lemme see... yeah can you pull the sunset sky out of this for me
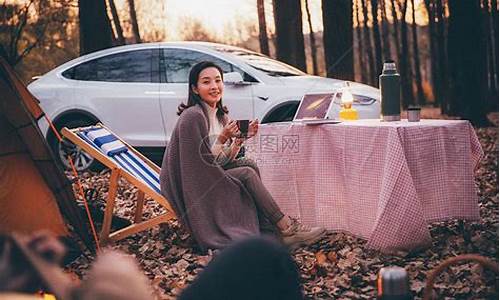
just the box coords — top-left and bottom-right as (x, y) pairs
(132, 0), (324, 41)
(132, 0), (425, 41)
(8, 0), (427, 42)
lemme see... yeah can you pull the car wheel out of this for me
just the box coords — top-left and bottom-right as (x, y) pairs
(47, 119), (103, 172)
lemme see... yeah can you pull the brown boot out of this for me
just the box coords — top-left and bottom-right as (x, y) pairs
(280, 218), (325, 248)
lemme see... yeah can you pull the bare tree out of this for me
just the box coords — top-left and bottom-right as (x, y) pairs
(0, 0), (52, 66)
(411, 0), (425, 104)
(257, 0), (270, 55)
(380, 0), (392, 61)
(484, 0), (498, 108)
(273, 0), (306, 71)
(435, 0), (448, 113)
(354, 0), (367, 83)
(180, 17), (219, 42)
(424, 0), (439, 105)
(390, 0), (401, 57)
(304, 0), (318, 75)
(399, 0), (414, 108)
(361, 0), (376, 85)
(492, 0), (499, 79)
(322, 0), (353, 80)
(79, 0), (114, 55)
(108, 0), (125, 45)
(1, 0), (77, 82)
(127, 0), (141, 43)
(370, 0), (383, 82)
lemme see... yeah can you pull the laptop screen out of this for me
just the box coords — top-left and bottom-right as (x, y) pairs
(293, 93), (335, 121)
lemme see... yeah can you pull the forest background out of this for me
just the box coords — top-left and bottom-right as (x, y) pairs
(1, 0), (498, 126)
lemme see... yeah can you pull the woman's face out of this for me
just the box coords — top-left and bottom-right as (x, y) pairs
(192, 67), (224, 107)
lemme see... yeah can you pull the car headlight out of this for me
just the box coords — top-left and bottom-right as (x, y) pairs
(334, 93), (377, 105)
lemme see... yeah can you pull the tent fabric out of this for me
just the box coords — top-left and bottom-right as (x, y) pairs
(0, 153), (68, 235)
(0, 57), (93, 250)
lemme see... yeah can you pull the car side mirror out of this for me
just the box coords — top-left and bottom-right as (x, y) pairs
(223, 72), (249, 85)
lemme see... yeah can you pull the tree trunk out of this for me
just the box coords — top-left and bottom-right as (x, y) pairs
(257, 0), (270, 55)
(370, 0), (383, 84)
(436, 0), (448, 114)
(380, 0), (392, 61)
(355, 0), (367, 83)
(273, 0), (306, 71)
(127, 0), (141, 43)
(492, 0), (499, 82)
(361, 0), (376, 85)
(108, 0), (125, 45)
(390, 0), (401, 58)
(411, 0), (425, 105)
(79, 0), (114, 55)
(424, 0), (440, 106)
(400, 0), (414, 108)
(486, 0), (499, 108)
(447, 0), (490, 126)
(305, 0), (318, 75)
(322, 0), (353, 80)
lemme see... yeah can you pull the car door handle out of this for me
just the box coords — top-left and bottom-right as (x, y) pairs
(144, 91), (176, 95)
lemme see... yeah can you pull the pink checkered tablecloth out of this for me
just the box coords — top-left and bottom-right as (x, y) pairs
(246, 119), (483, 252)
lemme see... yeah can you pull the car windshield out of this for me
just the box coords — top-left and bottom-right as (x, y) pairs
(209, 45), (306, 77)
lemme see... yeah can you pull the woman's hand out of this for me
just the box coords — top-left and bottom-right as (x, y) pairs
(234, 137), (245, 146)
(219, 120), (240, 143)
(247, 119), (259, 138)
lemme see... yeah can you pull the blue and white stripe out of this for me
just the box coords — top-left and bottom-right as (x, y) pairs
(78, 128), (161, 194)
(86, 128), (128, 156)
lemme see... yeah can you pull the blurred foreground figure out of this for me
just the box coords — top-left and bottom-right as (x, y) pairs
(0, 231), (68, 295)
(0, 232), (152, 300)
(0, 233), (302, 300)
(179, 237), (303, 300)
(75, 251), (152, 300)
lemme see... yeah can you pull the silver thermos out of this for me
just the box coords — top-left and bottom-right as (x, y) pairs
(379, 61), (401, 121)
(377, 266), (412, 300)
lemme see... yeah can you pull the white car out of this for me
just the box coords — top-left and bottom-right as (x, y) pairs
(28, 42), (380, 171)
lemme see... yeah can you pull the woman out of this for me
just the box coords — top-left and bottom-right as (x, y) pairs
(160, 61), (324, 253)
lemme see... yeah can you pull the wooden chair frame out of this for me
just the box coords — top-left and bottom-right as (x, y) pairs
(61, 123), (175, 246)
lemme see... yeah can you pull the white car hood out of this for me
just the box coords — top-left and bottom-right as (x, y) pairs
(277, 76), (380, 100)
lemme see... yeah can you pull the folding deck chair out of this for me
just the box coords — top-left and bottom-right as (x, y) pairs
(61, 124), (176, 245)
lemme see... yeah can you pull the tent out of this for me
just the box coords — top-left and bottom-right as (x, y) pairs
(0, 57), (93, 250)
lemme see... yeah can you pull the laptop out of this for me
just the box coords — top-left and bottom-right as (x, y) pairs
(293, 93), (341, 125)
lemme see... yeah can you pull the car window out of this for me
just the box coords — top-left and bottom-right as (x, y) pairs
(63, 49), (156, 83)
(208, 45), (305, 77)
(161, 48), (247, 83)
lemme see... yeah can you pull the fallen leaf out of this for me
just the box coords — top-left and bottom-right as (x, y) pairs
(327, 251), (338, 263)
(315, 250), (328, 266)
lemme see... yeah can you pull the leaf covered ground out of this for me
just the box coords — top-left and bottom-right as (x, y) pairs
(67, 112), (498, 299)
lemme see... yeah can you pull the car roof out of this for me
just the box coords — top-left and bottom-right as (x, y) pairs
(49, 42), (262, 75)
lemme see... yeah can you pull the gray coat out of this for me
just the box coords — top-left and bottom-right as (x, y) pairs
(160, 104), (260, 252)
